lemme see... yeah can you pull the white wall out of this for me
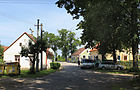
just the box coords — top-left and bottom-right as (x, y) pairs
(4, 33), (34, 69)
(4, 33), (55, 69)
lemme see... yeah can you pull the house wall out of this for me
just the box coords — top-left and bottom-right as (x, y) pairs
(4, 34), (32, 69)
(3, 33), (53, 69)
(90, 50), (102, 60)
(79, 49), (90, 61)
(90, 49), (133, 61)
(116, 50), (133, 61)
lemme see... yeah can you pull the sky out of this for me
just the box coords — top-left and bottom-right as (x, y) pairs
(0, 0), (83, 46)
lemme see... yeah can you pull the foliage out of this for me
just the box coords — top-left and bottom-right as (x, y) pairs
(50, 62), (61, 69)
(117, 61), (140, 69)
(0, 45), (4, 59)
(57, 55), (65, 62)
(56, 0), (140, 70)
(0, 59), (3, 63)
(58, 29), (81, 61)
(20, 38), (47, 73)
(43, 32), (60, 58)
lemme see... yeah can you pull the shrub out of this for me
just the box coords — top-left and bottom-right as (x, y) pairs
(50, 62), (61, 69)
(0, 59), (3, 63)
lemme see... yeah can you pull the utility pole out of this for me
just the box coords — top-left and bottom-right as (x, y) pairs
(40, 23), (43, 70)
(35, 19), (40, 37)
(34, 19), (41, 72)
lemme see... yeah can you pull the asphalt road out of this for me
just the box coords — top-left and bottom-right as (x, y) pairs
(0, 62), (133, 90)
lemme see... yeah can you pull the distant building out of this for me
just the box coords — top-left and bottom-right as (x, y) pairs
(89, 47), (134, 61)
(71, 48), (90, 62)
(3, 32), (54, 69)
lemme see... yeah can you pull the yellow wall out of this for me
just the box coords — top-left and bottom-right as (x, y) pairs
(90, 50), (102, 60)
(90, 49), (133, 61)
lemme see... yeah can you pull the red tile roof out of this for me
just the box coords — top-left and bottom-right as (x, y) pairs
(4, 32), (36, 52)
(2, 46), (8, 51)
(71, 48), (85, 56)
(89, 48), (98, 52)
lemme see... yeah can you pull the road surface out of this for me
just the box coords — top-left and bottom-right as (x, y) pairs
(0, 62), (133, 90)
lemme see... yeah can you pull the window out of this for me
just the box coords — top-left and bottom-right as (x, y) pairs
(19, 43), (22, 46)
(118, 56), (120, 60)
(15, 55), (20, 64)
(83, 55), (85, 58)
(124, 55), (127, 61)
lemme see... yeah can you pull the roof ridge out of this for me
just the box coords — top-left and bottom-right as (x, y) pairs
(4, 32), (36, 52)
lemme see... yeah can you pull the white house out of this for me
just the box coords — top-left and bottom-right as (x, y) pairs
(4, 32), (54, 69)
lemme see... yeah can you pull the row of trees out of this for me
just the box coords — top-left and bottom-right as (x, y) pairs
(43, 29), (81, 61)
(56, 0), (140, 70)
(21, 29), (81, 73)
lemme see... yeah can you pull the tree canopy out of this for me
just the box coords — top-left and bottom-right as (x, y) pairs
(56, 0), (140, 69)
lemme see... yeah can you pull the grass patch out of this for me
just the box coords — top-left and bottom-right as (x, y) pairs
(92, 68), (140, 75)
(0, 69), (57, 78)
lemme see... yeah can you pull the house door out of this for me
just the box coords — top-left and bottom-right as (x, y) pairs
(15, 55), (20, 64)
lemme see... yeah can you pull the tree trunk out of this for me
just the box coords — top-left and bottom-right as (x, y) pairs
(36, 53), (39, 72)
(131, 2), (139, 70)
(132, 41), (139, 70)
(113, 48), (117, 63)
(102, 54), (106, 61)
(30, 54), (35, 74)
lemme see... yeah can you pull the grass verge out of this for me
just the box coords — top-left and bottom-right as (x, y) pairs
(0, 69), (57, 78)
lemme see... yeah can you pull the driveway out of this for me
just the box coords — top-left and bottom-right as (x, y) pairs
(0, 62), (133, 90)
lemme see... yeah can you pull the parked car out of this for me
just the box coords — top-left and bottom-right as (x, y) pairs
(80, 59), (95, 69)
(98, 62), (124, 70)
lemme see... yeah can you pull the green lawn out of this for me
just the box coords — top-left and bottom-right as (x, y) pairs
(0, 69), (57, 78)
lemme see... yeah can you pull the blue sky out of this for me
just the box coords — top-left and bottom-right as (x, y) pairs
(0, 0), (82, 46)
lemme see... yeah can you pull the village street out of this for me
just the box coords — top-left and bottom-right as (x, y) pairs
(0, 62), (133, 90)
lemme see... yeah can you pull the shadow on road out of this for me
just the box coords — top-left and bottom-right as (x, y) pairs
(0, 62), (133, 90)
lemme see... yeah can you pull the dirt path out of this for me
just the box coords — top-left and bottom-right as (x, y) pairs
(0, 62), (133, 90)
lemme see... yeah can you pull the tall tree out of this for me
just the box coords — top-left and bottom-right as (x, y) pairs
(56, 0), (140, 69)
(68, 31), (81, 56)
(43, 32), (60, 59)
(58, 29), (81, 61)
(58, 29), (69, 61)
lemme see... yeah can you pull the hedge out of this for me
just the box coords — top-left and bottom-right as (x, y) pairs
(50, 62), (61, 69)
(117, 61), (140, 69)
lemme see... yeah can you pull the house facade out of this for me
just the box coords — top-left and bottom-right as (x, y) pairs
(71, 48), (90, 62)
(4, 32), (54, 69)
(89, 48), (133, 61)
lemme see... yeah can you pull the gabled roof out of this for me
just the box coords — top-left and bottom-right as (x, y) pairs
(46, 48), (54, 56)
(4, 32), (36, 52)
(89, 48), (98, 52)
(71, 48), (85, 56)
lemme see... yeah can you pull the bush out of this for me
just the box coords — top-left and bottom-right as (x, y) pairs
(50, 62), (61, 69)
(117, 61), (140, 69)
(0, 59), (3, 63)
